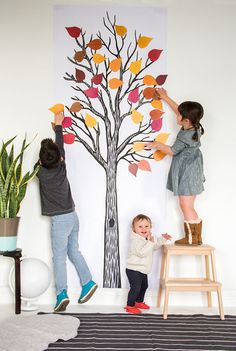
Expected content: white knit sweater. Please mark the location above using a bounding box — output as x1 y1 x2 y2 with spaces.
126 231 166 274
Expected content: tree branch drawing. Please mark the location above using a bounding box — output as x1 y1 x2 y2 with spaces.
52 12 169 287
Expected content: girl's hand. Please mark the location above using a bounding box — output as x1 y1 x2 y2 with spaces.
162 233 172 241
54 111 64 125
145 141 159 149
155 87 168 100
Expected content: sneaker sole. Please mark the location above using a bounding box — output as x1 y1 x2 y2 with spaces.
54 298 70 312
78 284 98 304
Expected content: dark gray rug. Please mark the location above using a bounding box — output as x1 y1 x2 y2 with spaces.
45 313 236 351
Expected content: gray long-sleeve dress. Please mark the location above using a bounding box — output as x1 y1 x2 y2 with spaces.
167 128 205 196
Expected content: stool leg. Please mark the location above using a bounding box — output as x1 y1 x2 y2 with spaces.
163 287 169 319
157 250 165 307
217 287 225 320
210 251 217 282
14 256 21 314
205 255 212 307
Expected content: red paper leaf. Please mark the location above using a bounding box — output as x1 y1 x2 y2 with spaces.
148 49 163 62
84 87 99 98
156 74 168 85
65 27 81 38
149 109 164 120
63 133 75 144
128 163 138 176
62 117 72 128
75 69 85 82
138 160 151 172
91 73 103 85
128 88 139 103
151 118 163 131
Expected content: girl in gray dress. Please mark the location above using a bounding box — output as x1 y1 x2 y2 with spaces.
146 88 205 245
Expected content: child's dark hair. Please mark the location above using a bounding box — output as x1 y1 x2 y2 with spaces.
178 101 204 141
132 214 152 230
39 138 61 169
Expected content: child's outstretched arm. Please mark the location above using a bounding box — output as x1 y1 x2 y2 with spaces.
54 112 65 159
145 141 174 156
156 88 179 115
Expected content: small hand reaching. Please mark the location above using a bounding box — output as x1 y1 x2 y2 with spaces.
54 111 64 126
145 141 159 150
161 233 172 241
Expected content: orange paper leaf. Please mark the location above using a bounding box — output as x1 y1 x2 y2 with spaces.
115 25 127 37
143 87 155 100
151 99 163 110
155 133 170 143
133 143 145 152
74 50 86 62
137 36 152 48
149 109 164 120
87 38 102 50
93 54 106 64
143 75 156 86
129 60 142 75
153 150 166 161
48 104 64 114
70 102 83 113
109 78 123 89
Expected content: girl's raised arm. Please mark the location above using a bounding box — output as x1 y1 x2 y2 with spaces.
156 88 179 116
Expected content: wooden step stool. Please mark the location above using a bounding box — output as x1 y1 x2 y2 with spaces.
157 244 224 320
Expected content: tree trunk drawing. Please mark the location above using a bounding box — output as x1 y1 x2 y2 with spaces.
59 11 168 287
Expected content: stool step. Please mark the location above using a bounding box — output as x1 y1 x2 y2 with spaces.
161 278 221 291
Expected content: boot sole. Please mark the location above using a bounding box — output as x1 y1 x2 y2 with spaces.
78 284 98 304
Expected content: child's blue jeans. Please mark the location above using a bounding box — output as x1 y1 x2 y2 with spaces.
51 210 92 295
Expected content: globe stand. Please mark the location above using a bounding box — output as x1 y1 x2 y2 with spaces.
21 298 39 311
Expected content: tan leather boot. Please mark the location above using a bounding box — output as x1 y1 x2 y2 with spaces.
175 221 198 245
195 220 203 245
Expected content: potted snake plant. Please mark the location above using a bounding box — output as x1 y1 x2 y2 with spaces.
0 136 39 251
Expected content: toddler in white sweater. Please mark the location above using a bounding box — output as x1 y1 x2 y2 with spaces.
125 214 171 314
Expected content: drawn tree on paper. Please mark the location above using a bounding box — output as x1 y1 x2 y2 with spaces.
59 13 169 287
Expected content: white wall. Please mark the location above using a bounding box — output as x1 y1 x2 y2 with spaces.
1 0 236 308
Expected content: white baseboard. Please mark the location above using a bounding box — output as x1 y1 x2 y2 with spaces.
1 286 235 307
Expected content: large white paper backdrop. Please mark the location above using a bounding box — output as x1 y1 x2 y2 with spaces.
53 5 169 288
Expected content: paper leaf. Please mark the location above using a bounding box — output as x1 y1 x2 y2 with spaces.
129 60 142 74
69 102 83 113
85 113 97 128
65 27 81 38
155 133 170 143
133 143 145 152
131 110 143 124
149 109 164 120
109 58 122 72
48 104 64 114
151 99 163 110
115 25 127 37
153 150 166 161
138 160 151 172
109 78 123 89
63 133 75 144
151 118 163 131
156 74 168 85
84 87 99 98
62 117 72 128
128 88 139 103
91 73 103 85
93 54 106 64
75 69 85 82
148 49 163 62
87 38 102 50
74 50 86 62
128 163 138 176
143 75 156 86
143 87 155 100
137 36 152 48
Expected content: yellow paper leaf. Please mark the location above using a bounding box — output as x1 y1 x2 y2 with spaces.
131 110 143 124
48 104 64 114
155 133 170 143
109 78 123 89
85 113 97 128
109 58 122 72
93 54 106 64
137 36 152 48
129 60 142 75
115 25 127 37
151 99 163 110
143 75 157 86
153 150 167 161
133 143 145 152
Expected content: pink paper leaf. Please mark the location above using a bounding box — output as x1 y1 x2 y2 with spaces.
84 87 99 98
128 163 138 177
128 88 139 103
151 118 163 131
137 160 151 172
62 117 72 128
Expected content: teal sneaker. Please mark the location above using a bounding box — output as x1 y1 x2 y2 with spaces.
78 280 97 304
54 289 70 312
